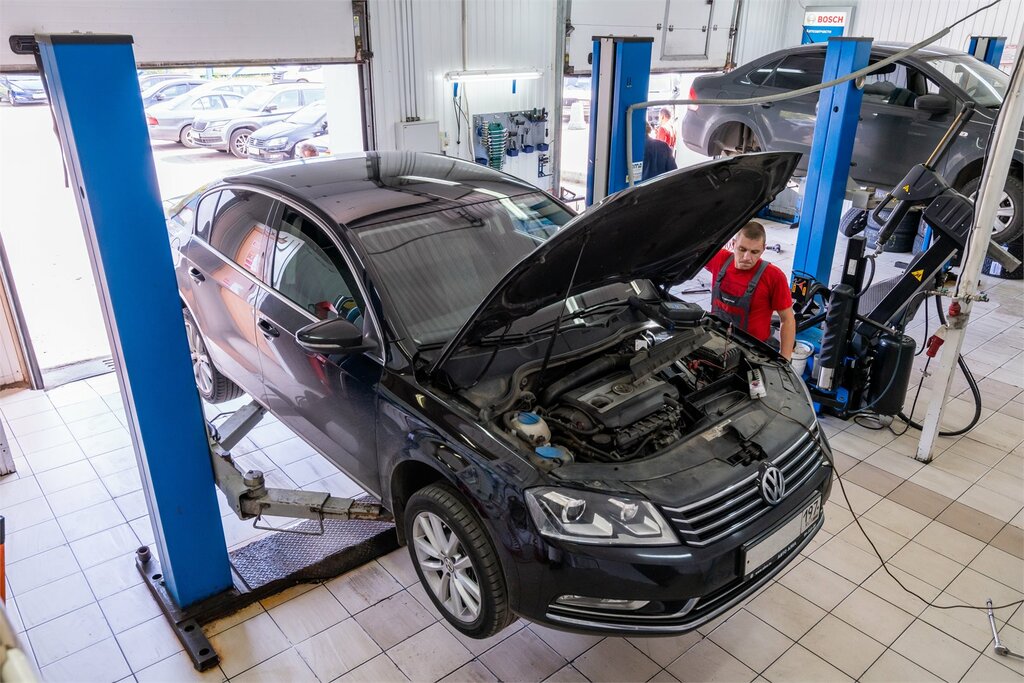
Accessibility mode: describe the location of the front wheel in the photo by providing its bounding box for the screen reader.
[228,128,254,159]
[182,308,243,403]
[405,483,513,639]
[960,175,1023,244]
[179,124,197,148]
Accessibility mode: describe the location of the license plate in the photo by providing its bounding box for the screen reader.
[249,148,261,156]
[32,93,45,99]
[743,495,821,576]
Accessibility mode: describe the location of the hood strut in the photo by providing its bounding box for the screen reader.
[533,231,590,393]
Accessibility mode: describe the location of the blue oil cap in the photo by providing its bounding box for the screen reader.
[535,446,562,459]
[518,411,540,425]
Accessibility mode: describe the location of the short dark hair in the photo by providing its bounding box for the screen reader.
[659,108,672,119]
[738,221,766,244]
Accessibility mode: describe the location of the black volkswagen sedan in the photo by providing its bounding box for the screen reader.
[170,151,832,638]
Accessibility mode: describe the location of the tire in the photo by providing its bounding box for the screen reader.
[839,208,868,237]
[9,94,18,107]
[228,128,254,159]
[182,308,244,404]
[960,175,1023,244]
[179,124,197,148]
[404,482,513,639]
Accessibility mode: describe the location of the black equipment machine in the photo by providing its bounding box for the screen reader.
[792,103,1021,420]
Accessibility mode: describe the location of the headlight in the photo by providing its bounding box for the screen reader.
[525,487,677,546]
[265,137,288,148]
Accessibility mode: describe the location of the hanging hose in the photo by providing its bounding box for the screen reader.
[896,294,983,437]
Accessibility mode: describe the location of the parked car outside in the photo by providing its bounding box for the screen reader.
[0,75,47,105]
[140,78,207,108]
[145,81,259,147]
[138,72,189,92]
[169,151,832,639]
[190,83,324,158]
[682,42,1023,242]
[273,65,324,83]
[247,101,329,162]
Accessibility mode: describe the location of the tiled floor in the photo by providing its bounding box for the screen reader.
[1,223,1022,682]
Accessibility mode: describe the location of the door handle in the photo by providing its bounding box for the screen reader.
[258,319,280,338]
[760,102,773,109]
[188,267,205,283]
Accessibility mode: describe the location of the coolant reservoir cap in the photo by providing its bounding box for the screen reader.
[535,446,562,459]
[518,411,541,425]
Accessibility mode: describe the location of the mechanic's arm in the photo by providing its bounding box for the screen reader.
[778,307,796,361]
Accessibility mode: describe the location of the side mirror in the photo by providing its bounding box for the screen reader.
[154,93,165,101]
[296,318,375,355]
[264,104,278,113]
[320,120,328,131]
[914,94,950,116]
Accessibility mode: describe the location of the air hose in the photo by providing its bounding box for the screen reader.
[897,294,983,437]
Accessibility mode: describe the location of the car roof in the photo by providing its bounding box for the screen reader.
[771,41,967,60]
[224,152,540,229]
[251,82,322,92]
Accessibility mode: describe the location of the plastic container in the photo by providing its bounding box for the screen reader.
[512,411,550,444]
[534,445,573,466]
[791,341,814,377]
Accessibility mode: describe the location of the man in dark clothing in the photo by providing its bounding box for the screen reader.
[642,123,677,181]
[704,221,795,359]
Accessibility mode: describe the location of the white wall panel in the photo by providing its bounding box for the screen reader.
[0,0,356,70]
[0,275,26,387]
[735,0,1023,67]
[368,0,556,158]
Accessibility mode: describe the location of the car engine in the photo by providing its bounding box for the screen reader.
[498,324,757,465]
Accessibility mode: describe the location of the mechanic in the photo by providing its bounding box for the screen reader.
[656,107,676,152]
[642,123,677,181]
[704,221,796,360]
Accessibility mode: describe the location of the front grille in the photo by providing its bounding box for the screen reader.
[248,138,266,149]
[192,120,208,132]
[662,426,824,547]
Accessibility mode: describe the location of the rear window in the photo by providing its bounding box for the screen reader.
[742,59,781,86]
[767,54,826,90]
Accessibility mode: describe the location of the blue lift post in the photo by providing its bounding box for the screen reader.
[586,36,652,207]
[36,32,233,638]
[791,37,872,287]
[968,36,1006,67]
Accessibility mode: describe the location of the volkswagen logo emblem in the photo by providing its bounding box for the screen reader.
[759,463,786,505]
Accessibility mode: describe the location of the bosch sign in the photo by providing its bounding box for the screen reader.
[802,7,851,44]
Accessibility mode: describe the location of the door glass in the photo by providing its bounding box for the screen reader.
[162,84,190,98]
[768,54,826,90]
[195,192,220,240]
[271,90,302,111]
[269,206,366,324]
[191,97,207,110]
[208,190,275,278]
[862,61,915,106]
[303,89,326,104]
[742,59,782,86]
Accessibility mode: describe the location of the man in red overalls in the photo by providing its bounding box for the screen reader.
[704,221,796,360]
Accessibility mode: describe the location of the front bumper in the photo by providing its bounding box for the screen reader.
[247,147,290,163]
[192,132,228,149]
[10,92,47,104]
[503,455,832,635]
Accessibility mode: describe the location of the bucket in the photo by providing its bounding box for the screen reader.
[791,341,814,376]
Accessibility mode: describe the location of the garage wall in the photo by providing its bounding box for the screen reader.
[367,0,557,158]
[0,270,26,387]
[735,0,1024,67]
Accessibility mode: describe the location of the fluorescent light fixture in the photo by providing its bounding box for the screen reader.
[445,68,543,83]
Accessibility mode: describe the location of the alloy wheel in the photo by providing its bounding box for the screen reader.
[969,189,1015,235]
[184,316,214,396]
[411,510,482,623]
[233,132,251,156]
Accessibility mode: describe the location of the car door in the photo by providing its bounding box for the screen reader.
[183,188,275,399]
[753,51,827,173]
[268,89,304,118]
[254,200,382,491]
[851,59,948,187]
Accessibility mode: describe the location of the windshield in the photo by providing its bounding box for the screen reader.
[287,102,326,125]
[237,88,276,111]
[923,55,1008,107]
[355,192,573,346]
[7,76,43,90]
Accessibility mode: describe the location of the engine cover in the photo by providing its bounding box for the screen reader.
[560,372,679,429]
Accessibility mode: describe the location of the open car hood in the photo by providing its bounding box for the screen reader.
[431,152,800,374]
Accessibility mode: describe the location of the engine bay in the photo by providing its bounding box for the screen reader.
[490,322,775,466]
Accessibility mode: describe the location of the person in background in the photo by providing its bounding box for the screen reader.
[297,141,319,158]
[704,221,795,360]
[643,122,677,181]
[656,107,677,153]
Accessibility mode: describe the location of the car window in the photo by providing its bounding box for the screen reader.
[303,89,326,104]
[767,54,825,90]
[272,90,303,111]
[195,192,219,240]
[208,190,275,279]
[222,94,242,107]
[861,61,916,107]
[269,205,366,324]
[742,58,782,86]
[161,83,191,98]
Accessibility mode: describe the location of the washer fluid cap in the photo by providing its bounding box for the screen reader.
[518,411,541,425]
[535,446,562,459]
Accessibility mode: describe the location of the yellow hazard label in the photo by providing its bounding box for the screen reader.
[903,184,911,193]
[912,269,924,281]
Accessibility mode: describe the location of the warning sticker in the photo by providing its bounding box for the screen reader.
[911,269,924,281]
[903,184,911,193]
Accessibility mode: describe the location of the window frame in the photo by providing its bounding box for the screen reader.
[764,52,827,91]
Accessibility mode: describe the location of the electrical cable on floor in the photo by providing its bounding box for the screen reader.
[754,393,1024,614]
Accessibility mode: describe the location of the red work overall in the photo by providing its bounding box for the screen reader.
[711,258,769,331]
